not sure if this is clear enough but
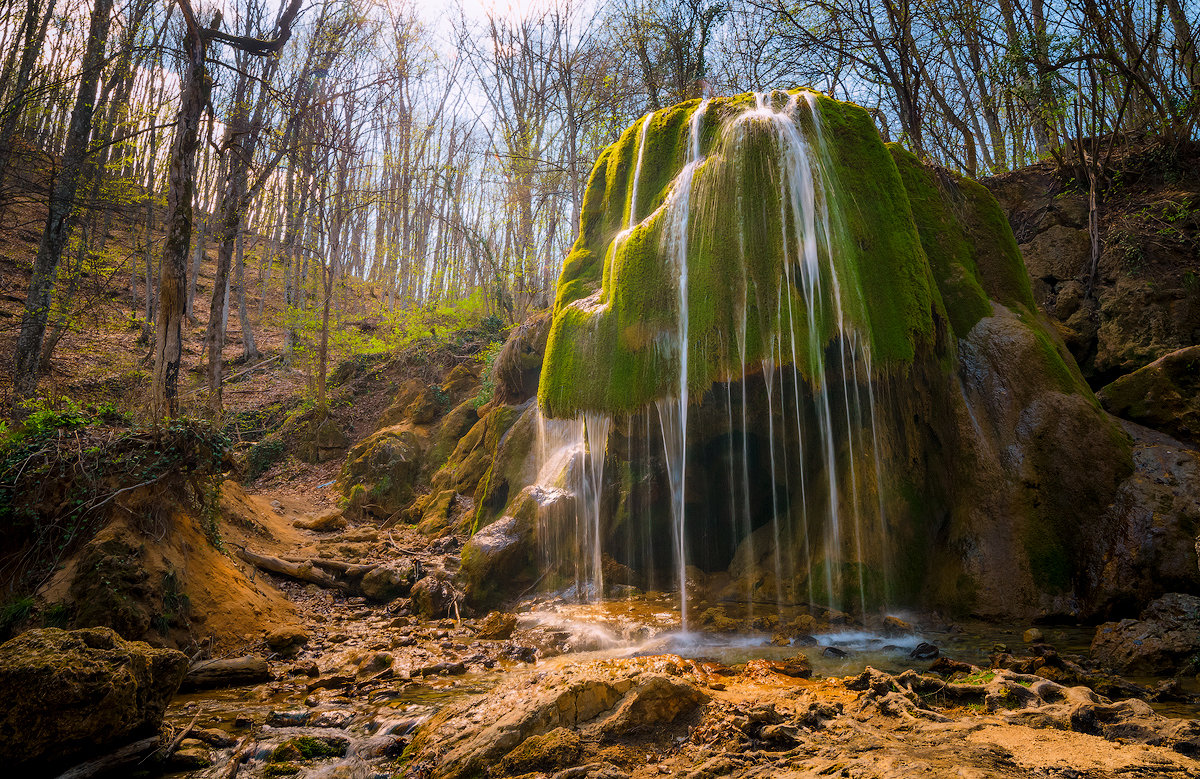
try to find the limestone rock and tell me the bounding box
[405,655,708,779]
[406,385,449,424]
[0,627,187,771]
[295,508,347,532]
[1099,345,1200,444]
[459,485,555,607]
[266,626,310,657]
[338,426,422,519]
[360,561,415,602]
[1091,593,1200,675]
[476,611,518,640]
[498,726,581,775]
[410,575,460,619]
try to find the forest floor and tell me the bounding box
[151,480,1200,779]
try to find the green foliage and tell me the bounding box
[0,596,34,639]
[247,437,287,480]
[472,340,506,408]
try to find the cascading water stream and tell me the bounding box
[537,90,892,623]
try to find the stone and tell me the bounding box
[269,735,349,762]
[476,611,518,640]
[410,575,460,619]
[1023,628,1044,643]
[1099,346,1200,445]
[882,616,914,636]
[498,727,582,775]
[266,626,310,657]
[1091,593,1200,675]
[406,385,449,425]
[295,508,347,532]
[460,485,559,608]
[169,746,213,769]
[595,674,710,736]
[360,561,415,602]
[0,627,187,772]
[338,426,423,519]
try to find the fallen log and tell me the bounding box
[180,656,270,691]
[236,547,348,591]
[282,557,380,579]
[54,737,160,779]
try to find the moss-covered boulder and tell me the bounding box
[1099,345,1200,444]
[494,311,552,404]
[281,408,349,464]
[0,627,187,772]
[338,426,422,520]
[459,486,557,608]
[529,89,1174,619]
[540,92,937,417]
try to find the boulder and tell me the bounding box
[460,485,566,608]
[410,576,460,619]
[265,626,310,657]
[476,612,518,640]
[0,627,187,772]
[405,655,709,779]
[360,560,416,602]
[497,727,581,775]
[338,426,422,519]
[295,508,347,532]
[1099,345,1200,445]
[1091,593,1200,675]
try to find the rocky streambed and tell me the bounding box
[6,505,1200,779]
[149,563,1200,779]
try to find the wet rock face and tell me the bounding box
[0,626,187,772]
[1091,593,1200,676]
[1099,345,1200,445]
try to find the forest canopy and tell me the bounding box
[0,0,1195,414]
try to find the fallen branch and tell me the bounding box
[54,737,160,779]
[281,557,380,579]
[180,656,270,691]
[235,547,348,591]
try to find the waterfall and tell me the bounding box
[537,91,892,622]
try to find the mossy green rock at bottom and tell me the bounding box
[1099,345,1200,445]
[0,626,188,771]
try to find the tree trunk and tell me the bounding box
[11,0,113,406]
[152,26,209,418]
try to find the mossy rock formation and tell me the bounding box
[0,626,187,773]
[527,90,1194,619]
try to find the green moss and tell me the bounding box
[269,736,348,763]
[888,145,991,337]
[1022,516,1072,593]
[541,92,943,417]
